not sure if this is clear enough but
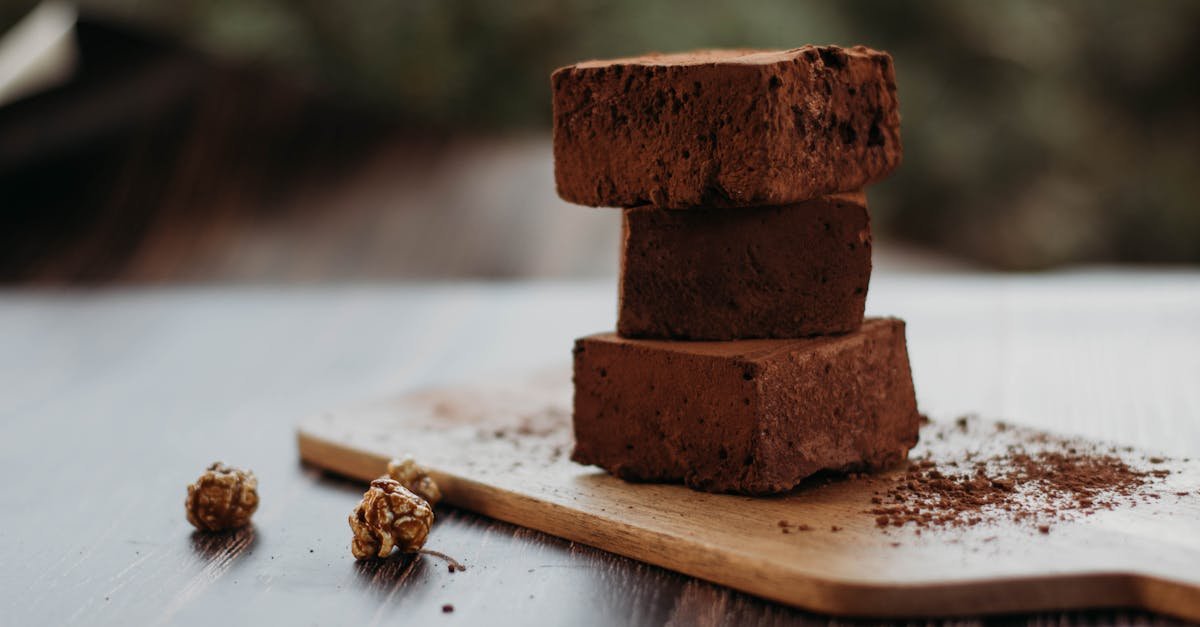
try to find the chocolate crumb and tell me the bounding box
[830,525,842,532]
[864,419,1173,533]
[797,524,812,531]
[442,604,454,613]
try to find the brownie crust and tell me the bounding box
[552,46,901,209]
[571,318,920,494]
[618,191,871,340]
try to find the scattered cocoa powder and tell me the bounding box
[865,416,1177,533]
[778,520,814,533]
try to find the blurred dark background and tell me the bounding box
[2,0,1198,283]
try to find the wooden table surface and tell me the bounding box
[2,274,1198,626]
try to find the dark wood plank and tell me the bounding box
[0,277,1197,625]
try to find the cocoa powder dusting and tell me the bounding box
[867,416,1175,532]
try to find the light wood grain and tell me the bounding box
[298,368,1200,620]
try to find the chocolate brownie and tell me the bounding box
[572,318,920,494]
[552,46,901,209]
[618,191,870,340]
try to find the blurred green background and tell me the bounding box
[4,0,1199,271]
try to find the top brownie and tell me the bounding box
[552,46,901,209]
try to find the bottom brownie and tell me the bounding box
[571,318,919,494]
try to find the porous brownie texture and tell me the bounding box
[552,46,901,209]
[572,318,920,494]
[618,191,870,340]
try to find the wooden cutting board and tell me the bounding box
[296,368,1200,620]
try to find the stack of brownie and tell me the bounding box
[551,46,920,495]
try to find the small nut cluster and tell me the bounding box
[349,478,434,559]
[386,455,442,506]
[186,462,259,531]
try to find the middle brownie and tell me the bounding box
[618,191,871,340]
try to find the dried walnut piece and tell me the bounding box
[386,455,442,505]
[185,462,259,531]
[349,478,434,559]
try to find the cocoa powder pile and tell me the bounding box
[866,416,1178,532]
